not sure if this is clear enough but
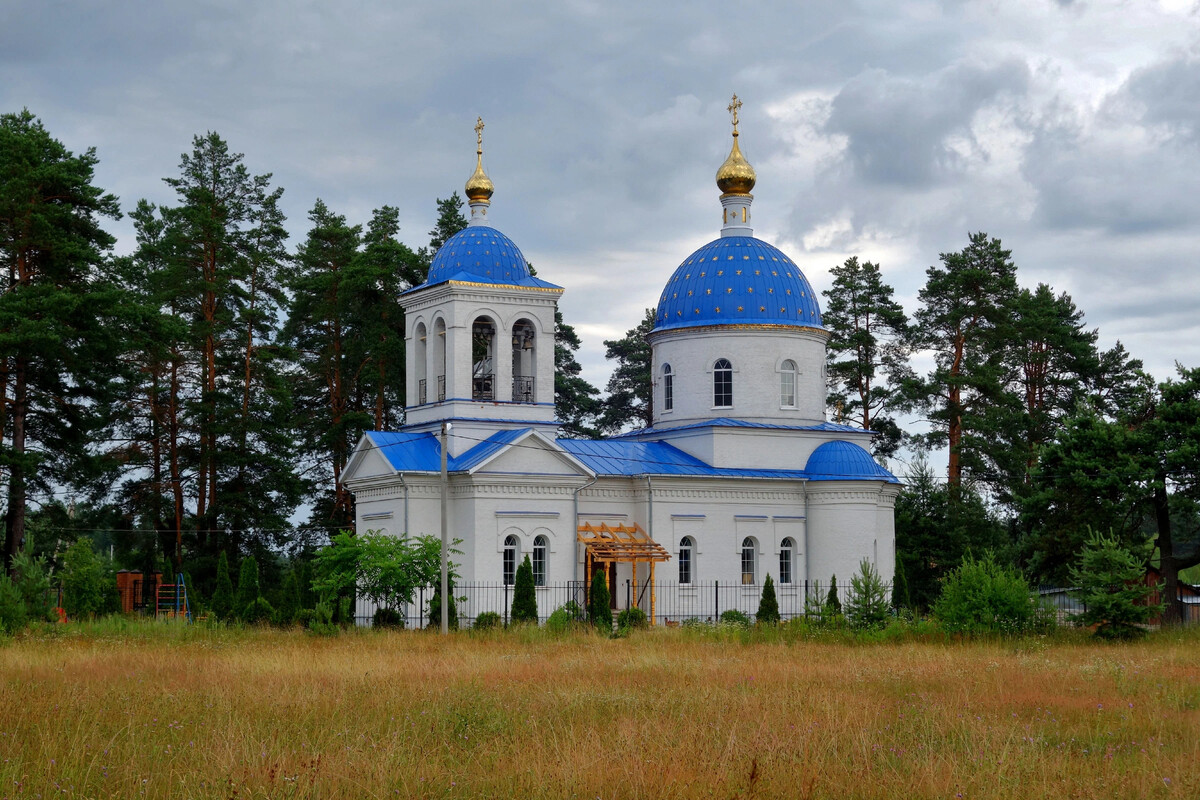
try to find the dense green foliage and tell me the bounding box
[599,308,656,432]
[372,607,404,629]
[933,553,1049,636]
[1070,529,1160,639]
[427,576,459,630]
[546,601,586,634]
[616,606,648,630]
[473,611,502,630]
[60,539,115,619]
[211,551,234,620]
[822,257,910,459]
[847,559,890,630]
[312,530,454,614]
[589,570,612,629]
[511,555,538,624]
[235,556,261,620]
[756,574,780,624]
[719,609,751,626]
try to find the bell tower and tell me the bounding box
[399,118,563,449]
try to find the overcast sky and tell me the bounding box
[5,0,1199,404]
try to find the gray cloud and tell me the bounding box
[823,59,1030,186]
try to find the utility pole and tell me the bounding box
[440,421,451,635]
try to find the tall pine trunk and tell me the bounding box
[4,359,28,568]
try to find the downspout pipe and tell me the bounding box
[397,472,409,537]
[572,473,600,588]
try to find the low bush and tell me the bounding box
[933,552,1053,636]
[307,601,338,636]
[474,611,502,630]
[242,596,275,626]
[546,601,586,634]
[616,606,648,630]
[373,607,405,629]
[719,609,751,627]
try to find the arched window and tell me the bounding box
[414,322,428,405]
[780,360,797,408]
[533,535,548,587]
[779,537,794,585]
[741,537,756,585]
[503,535,518,585]
[662,363,674,412]
[511,319,537,404]
[678,536,693,584]
[713,358,733,407]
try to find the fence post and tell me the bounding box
[503,583,509,627]
[626,579,631,611]
[714,580,719,621]
[804,579,809,620]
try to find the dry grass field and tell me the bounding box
[1,622,1198,799]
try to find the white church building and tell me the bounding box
[343,103,899,624]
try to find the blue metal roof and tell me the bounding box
[366,428,532,473]
[557,438,809,480]
[365,428,897,483]
[406,226,562,293]
[805,440,899,483]
[614,417,869,438]
[654,236,822,333]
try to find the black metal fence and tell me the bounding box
[353,579,889,628]
[1037,586,1200,626]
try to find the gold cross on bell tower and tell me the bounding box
[727,94,742,134]
[475,116,485,154]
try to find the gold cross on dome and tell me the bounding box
[475,117,485,153]
[727,94,742,133]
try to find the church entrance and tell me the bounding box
[578,522,671,624]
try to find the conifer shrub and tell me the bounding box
[756,574,781,624]
[473,611,502,630]
[616,606,648,630]
[373,607,404,629]
[11,550,54,623]
[933,552,1050,636]
[242,596,275,625]
[307,601,338,636]
[719,609,751,626]
[276,569,301,626]
[825,575,842,617]
[0,574,27,634]
[847,559,890,630]
[235,555,261,621]
[427,577,459,630]
[211,551,235,621]
[511,554,538,624]
[589,570,612,630]
[1070,528,1160,640]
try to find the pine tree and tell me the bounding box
[211,551,234,620]
[822,257,910,459]
[235,554,260,619]
[589,569,612,630]
[824,575,842,618]
[554,310,602,438]
[157,132,299,554]
[427,575,458,630]
[909,232,1019,487]
[277,568,300,626]
[424,192,467,259]
[599,308,656,433]
[0,111,123,571]
[1070,528,1159,639]
[511,555,538,624]
[756,574,780,624]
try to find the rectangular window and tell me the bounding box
[780,371,795,407]
[679,547,691,584]
[780,548,792,585]
[714,372,732,407]
[664,372,673,411]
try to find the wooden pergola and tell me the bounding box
[578,522,671,625]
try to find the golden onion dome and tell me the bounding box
[716,94,756,195]
[464,116,494,203]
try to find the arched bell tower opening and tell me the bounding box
[414,321,428,404]
[472,316,497,401]
[511,318,537,404]
[433,317,447,402]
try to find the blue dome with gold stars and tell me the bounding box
[653,236,822,333]
[425,227,532,286]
